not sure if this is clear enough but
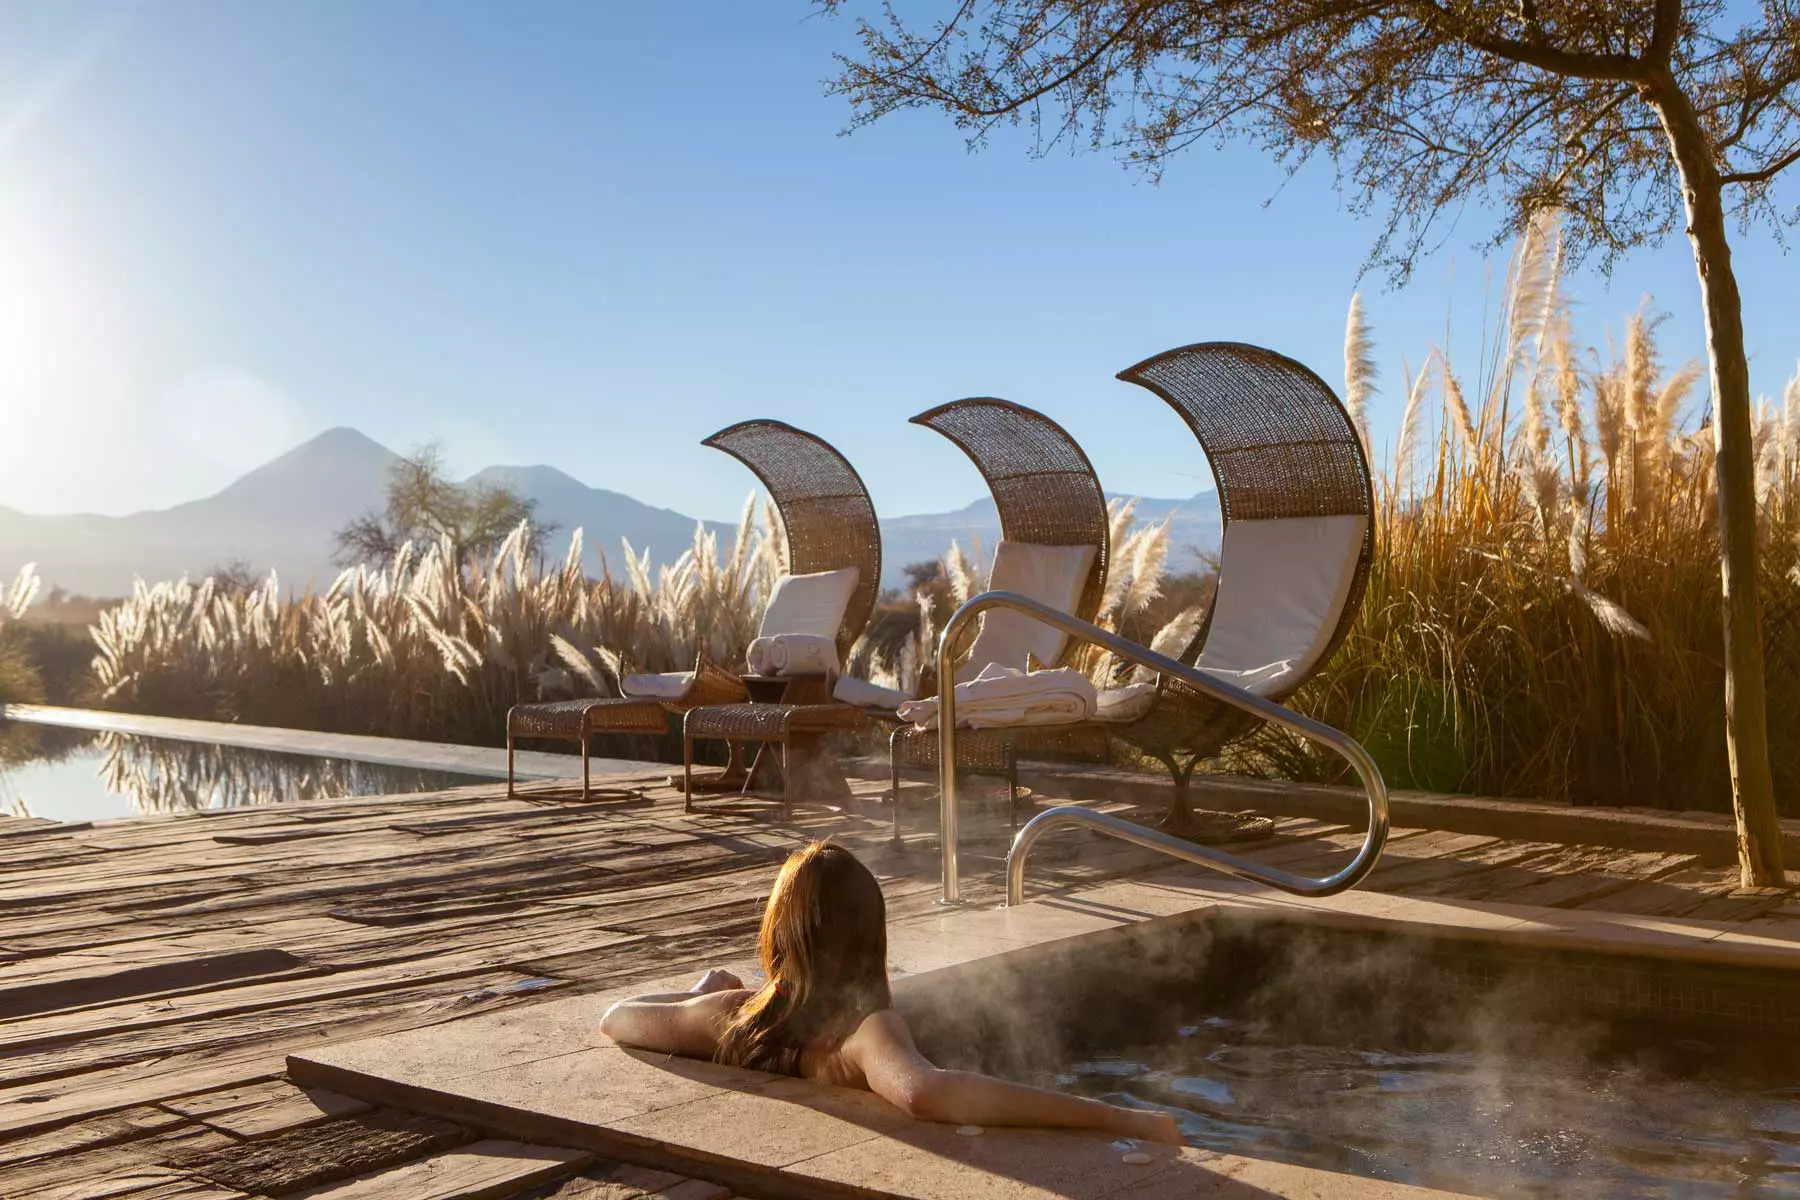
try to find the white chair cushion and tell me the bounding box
[620,671,694,700]
[1197,660,1298,695]
[1094,681,1158,723]
[1196,514,1367,696]
[758,567,860,641]
[957,541,1097,684]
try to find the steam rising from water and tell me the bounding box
[900,916,1800,1197]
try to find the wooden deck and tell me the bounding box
[0,771,1794,1199]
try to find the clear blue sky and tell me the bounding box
[2,0,1795,522]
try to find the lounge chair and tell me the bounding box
[882,398,1113,831]
[506,419,881,799]
[933,343,1372,835]
[1091,341,1375,831]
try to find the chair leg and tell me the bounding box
[581,733,592,801]
[1163,753,1202,830]
[506,721,517,798]
[780,738,794,823]
[1007,747,1020,836]
[683,720,696,814]
[887,728,905,850]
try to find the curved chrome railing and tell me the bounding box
[926,591,1389,906]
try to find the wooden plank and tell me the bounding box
[0,973,564,1134]
[0,971,569,1088]
[162,1078,372,1138]
[0,919,357,980]
[295,911,639,972]
[210,829,363,846]
[88,1182,251,1200]
[1679,891,1793,923]
[1483,849,1698,908]
[1389,840,1570,898]
[0,1105,188,1169]
[29,1170,194,1200]
[507,1163,692,1199]
[0,1123,233,1198]
[174,1110,471,1196]
[0,933,631,1058]
[286,1139,592,1200]
[324,899,535,928]
[0,948,317,1020]
[1580,864,1742,916]
[390,809,601,837]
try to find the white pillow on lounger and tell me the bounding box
[957,540,1097,683]
[1196,514,1366,697]
[759,566,860,641]
[620,671,694,700]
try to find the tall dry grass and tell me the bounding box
[0,564,48,767]
[1241,217,1800,812]
[84,503,782,751]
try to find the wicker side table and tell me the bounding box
[683,685,868,819]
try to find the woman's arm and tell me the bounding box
[598,970,748,1059]
[842,1011,1181,1144]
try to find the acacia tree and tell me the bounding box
[335,443,554,571]
[821,0,1800,884]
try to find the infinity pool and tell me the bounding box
[0,728,494,823]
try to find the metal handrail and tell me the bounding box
[927,590,1389,906]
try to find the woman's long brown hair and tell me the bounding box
[715,841,891,1076]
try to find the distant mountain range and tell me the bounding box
[0,428,1220,597]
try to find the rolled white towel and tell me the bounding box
[746,634,840,677]
[833,675,913,712]
[898,663,1096,731]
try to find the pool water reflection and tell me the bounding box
[0,729,495,823]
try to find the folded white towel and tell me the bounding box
[746,634,840,677]
[620,671,693,700]
[833,675,913,711]
[898,663,1097,731]
[1094,681,1157,722]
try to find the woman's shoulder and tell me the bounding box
[842,1007,915,1050]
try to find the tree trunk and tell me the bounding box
[1648,75,1785,888]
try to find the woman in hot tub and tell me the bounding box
[600,840,1180,1143]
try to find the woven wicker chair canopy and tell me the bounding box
[909,398,1110,635]
[1119,341,1371,522]
[703,419,881,661]
[1116,341,1374,680]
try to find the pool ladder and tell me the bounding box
[926,591,1391,907]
